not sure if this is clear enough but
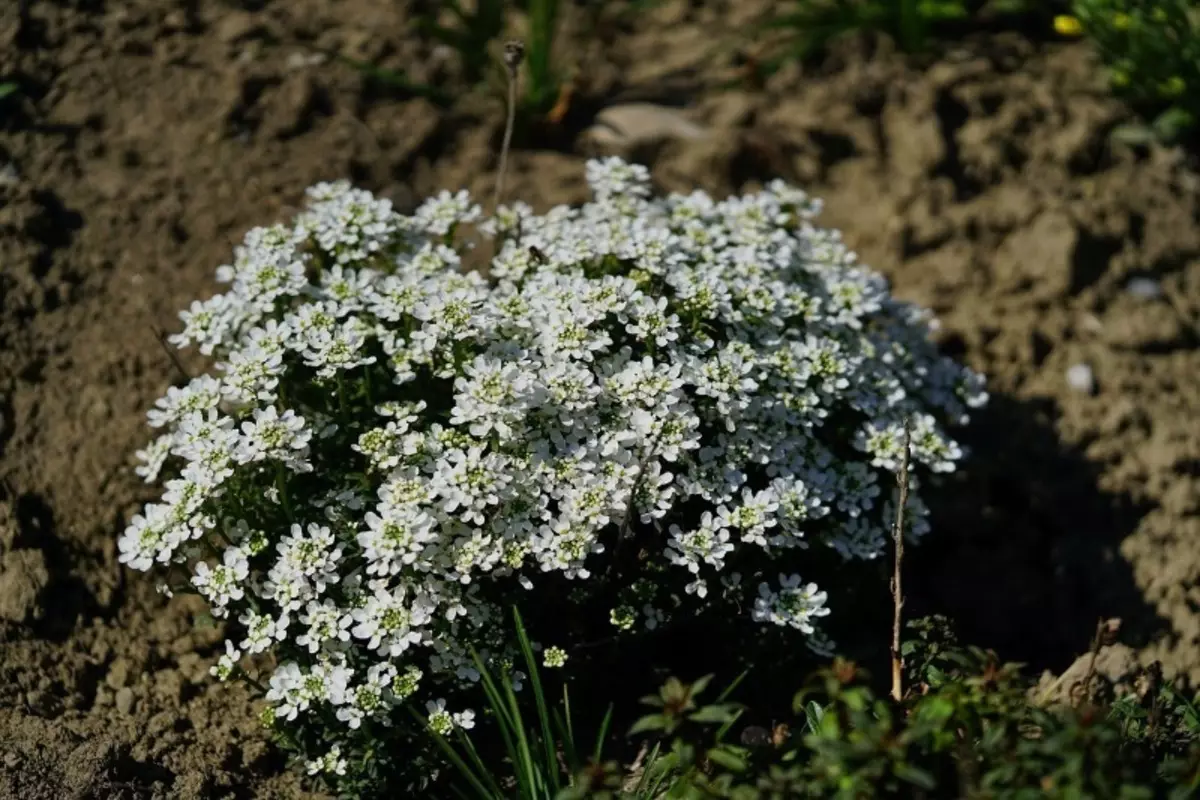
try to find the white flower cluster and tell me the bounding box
[121,157,985,756]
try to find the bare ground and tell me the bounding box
[2,1,1200,796]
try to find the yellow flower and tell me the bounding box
[1054,15,1084,37]
[1113,12,1131,31]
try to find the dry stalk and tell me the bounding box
[890,417,914,703]
[1071,617,1122,706]
[151,323,192,381]
[493,39,524,214]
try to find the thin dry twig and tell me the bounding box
[492,40,524,214]
[1071,617,1122,706]
[151,323,192,382]
[890,417,913,703]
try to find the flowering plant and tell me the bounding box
[1057,1,1200,142]
[120,157,985,785]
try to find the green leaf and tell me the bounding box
[689,704,741,725]
[894,762,937,790]
[328,51,450,104]
[0,82,17,100]
[706,745,748,773]
[715,670,749,703]
[593,704,614,763]
[803,701,826,733]
[629,714,669,735]
[1153,106,1196,142]
[512,607,561,792]
[1110,122,1160,146]
[414,705,503,800]
[690,674,715,698]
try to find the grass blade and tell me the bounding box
[593,704,614,764]
[500,667,541,798]
[513,607,561,792]
[412,705,498,800]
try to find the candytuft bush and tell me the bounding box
[119,157,985,788]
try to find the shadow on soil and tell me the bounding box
[909,389,1161,673]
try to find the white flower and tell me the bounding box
[296,599,354,654]
[118,504,173,571]
[239,609,289,654]
[305,744,349,777]
[126,156,986,755]
[350,583,431,657]
[413,190,481,237]
[210,639,242,681]
[235,406,312,464]
[426,698,456,735]
[191,546,250,616]
[752,574,830,634]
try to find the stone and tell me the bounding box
[0,548,48,623]
[114,686,134,716]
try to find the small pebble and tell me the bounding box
[1066,363,1096,394]
[1125,277,1162,300]
[0,163,19,187]
[114,686,134,715]
[284,51,326,71]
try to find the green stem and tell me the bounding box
[336,374,349,416]
[275,462,294,522]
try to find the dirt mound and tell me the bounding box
[3,0,1199,794]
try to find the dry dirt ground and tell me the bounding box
[3,0,1200,797]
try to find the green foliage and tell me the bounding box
[415,0,564,115]
[418,0,509,88]
[521,0,563,114]
[760,0,972,66]
[1063,1,1200,143]
[326,50,452,105]
[445,616,1200,799]
[429,607,605,800]
[0,81,17,100]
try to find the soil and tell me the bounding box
[3,0,1200,796]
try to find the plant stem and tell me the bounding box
[890,417,913,703]
[275,462,294,522]
[150,323,192,381]
[336,374,348,416]
[493,40,524,214]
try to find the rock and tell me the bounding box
[114,686,134,716]
[1126,276,1163,300]
[1066,363,1095,395]
[1032,643,1140,705]
[580,103,708,156]
[105,657,130,690]
[214,11,264,44]
[0,548,49,623]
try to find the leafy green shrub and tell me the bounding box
[761,0,972,64]
[1058,1,1200,142]
[446,616,1200,799]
